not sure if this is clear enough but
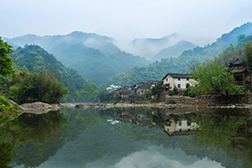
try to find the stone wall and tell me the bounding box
[196,94,250,105]
[160,91,251,105]
[164,95,197,105]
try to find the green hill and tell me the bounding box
[102,22,252,88]
[5,31,149,86]
[9,45,99,102]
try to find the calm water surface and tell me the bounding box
[1,107,252,168]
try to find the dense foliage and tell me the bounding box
[7,71,68,104]
[98,89,111,102]
[244,43,252,73]
[192,61,245,96]
[102,22,252,87]
[0,37,14,76]
[8,45,100,102]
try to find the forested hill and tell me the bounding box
[214,34,252,64]
[102,22,252,88]
[10,45,100,102]
[5,31,149,86]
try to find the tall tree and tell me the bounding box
[192,61,244,96]
[244,43,252,73]
[0,37,14,76]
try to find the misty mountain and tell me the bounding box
[130,33,180,60]
[4,31,149,86]
[102,22,252,88]
[153,41,196,61]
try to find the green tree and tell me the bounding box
[0,37,14,76]
[244,43,252,73]
[151,81,163,95]
[74,83,100,102]
[98,89,111,102]
[192,61,245,96]
[144,90,152,99]
[7,71,68,104]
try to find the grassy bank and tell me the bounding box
[0,97,21,128]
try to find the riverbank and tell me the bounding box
[60,102,252,109]
[3,95,252,116]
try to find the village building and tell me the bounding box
[227,58,251,86]
[112,87,130,99]
[134,81,156,95]
[162,73,195,90]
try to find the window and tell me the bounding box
[179,121,182,126]
[178,78,180,81]
[166,78,168,81]
[178,84,181,88]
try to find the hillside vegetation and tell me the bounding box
[102,22,252,88]
[5,32,149,86]
[8,45,100,102]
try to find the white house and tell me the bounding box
[162,73,195,90]
[164,119,198,136]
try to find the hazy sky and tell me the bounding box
[1,0,252,45]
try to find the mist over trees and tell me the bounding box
[102,22,252,88]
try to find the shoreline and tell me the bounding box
[59,102,252,109]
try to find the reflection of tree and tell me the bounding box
[0,127,17,168]
[191,108,252,168]
[8,111,67,144]
[101,107,251,168]
[10,108,101,168]
[192,114,245,150]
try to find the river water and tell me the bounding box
[1,107,252,168]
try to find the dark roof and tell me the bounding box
[162,73,192,80]
[137,83,151,90]
[228,67,248,74]
[227,58,245,67]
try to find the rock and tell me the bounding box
[20,102,61,114]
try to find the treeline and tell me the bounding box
[102,22,252,88]
[214,34,252,64]
[6,71,68,104]
[0,40,100,104]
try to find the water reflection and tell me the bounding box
[1,107,252,168]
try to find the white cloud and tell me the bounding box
[1,0,252,45]
[109,147,224,168]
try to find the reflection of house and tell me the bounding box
[162,73,195,90]
[227,58,251,86]
[164,119,198,136]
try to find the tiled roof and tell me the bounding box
[227,58,245,66]
[162,73,192,80]
[228,67,247,73]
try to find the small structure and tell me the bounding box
[131,81,159,95]
[113,87,130,99]
[112,81,159,101]
[227,58,251,86]
[162,73,195,90]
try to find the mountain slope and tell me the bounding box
[102,22,252,88]
[4,31,149,85]
[10,45,99,102]
[129,33,179,60]
[153,41,196,61]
